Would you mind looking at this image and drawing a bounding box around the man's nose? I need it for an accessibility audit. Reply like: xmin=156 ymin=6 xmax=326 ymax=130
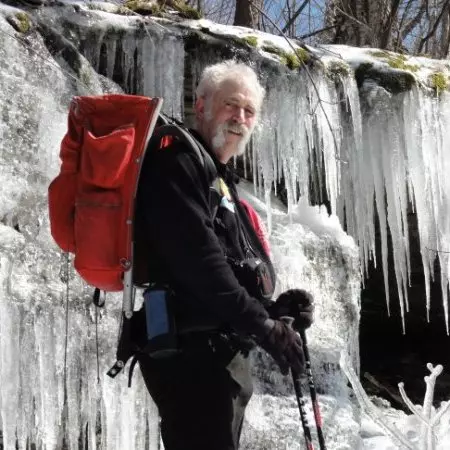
xmin=232 ymin=106 xmax=245 ymax=123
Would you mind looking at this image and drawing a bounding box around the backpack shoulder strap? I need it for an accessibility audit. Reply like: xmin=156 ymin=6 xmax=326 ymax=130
xmin=148 ymin=124 xmax=217 ymax=183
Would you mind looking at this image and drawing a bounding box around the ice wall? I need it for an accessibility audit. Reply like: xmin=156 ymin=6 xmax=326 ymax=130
xmin=251 ymin=54 xmax=450 ymax=333
xmin=238 ymin=187 xmax=361 ymax=449
xmin=0 ymin=7 xmax=161 ymax=448
xmin=36 ymin=5 xmax=185 ymax=119
xmin=0 ymin=3 xmax=362 ymax=449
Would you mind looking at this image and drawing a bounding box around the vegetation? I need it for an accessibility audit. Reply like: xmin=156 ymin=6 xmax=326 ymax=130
xmin=261 ymin=43 xmax=309 ymax=69
xmin=430 ymin=72 xmax=448 ymax=94
xmin=242 ymin=35 xmax=258 ymax=47
xmin=370 ymin=51 xmax=419 ymax=72
xmin=280 ymin=48 xmax=309 ymax=69
xmin=327 ymin=60 xmax=352 ymax=80
xmin=385 ymin=55 xmax=419 ymax=72
xmin=14 ymin=12 xmax=31 ymax=33
xmin=173 ymin=1 xmax=203 ymax=19
xmin=122 ymin=0 xmax=161 ymax=15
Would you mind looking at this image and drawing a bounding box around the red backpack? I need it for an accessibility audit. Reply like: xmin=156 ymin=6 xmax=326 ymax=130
xmin=49 ymin=94 xmax=163 ymax=292
xmin=48 ymin=94 xmax=215 ymax=312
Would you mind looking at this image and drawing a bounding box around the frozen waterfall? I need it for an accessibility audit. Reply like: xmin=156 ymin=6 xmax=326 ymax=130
xmin=0 ymin=2 xmax=449 ymax=449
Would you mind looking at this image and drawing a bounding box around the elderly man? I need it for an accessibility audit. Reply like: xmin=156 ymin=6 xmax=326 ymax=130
xmin=136 ymin=60 xmax=313 ymax=450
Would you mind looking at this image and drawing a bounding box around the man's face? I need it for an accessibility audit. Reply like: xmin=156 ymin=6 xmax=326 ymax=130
xmin=198 ymin=80 xmax=258 ymax=162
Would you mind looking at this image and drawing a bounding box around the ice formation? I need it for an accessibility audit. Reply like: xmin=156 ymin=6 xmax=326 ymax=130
xmin=1 ymin=2 xmax=449 ymax=448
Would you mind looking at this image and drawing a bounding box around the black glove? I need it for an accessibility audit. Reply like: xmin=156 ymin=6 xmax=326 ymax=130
xmin=259 ymin=319 xmax=305 ymax=375
xmin=269 ymin=289 xmax=314 ymax=330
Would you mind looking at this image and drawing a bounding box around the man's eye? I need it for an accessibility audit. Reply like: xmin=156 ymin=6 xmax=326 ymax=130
xmin=246 ymin=109 xmax=255 ymax=116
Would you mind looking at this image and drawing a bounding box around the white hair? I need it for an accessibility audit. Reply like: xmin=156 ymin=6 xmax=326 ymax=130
xmin=195 ymin=60 xmax=265 ymax=115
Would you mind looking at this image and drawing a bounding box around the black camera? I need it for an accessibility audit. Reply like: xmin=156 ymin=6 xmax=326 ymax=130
xmin=230 ymin=257 xmax=274 ymax=302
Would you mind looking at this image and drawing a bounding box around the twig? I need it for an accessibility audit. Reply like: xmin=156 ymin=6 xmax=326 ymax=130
xmin=418 ymin=0 xmax=450 ymax=52
xmin=340 ymin=352 xmax=417 ymax=450
xmin=282 ymin=0 xmax=310 ymax=34
xmin=398 ymin=382 xmax=430 ymax=426
xmin=299 ymin=24 xmax=338 ymax=40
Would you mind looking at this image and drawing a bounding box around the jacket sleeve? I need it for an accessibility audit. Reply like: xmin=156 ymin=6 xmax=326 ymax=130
xmin=137 ymin=147 xmax=270 ymax=338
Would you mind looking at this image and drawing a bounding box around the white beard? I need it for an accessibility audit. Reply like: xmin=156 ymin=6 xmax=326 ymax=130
xmin=211 ymin=122 xmax=227 ymax=151
xmin=211 ymin=121 xmax=254 ymax=156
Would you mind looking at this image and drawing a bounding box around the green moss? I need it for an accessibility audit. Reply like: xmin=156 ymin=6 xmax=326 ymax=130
xmin=295 ymin=47 xmax=309 ymax=64
xmin=173 ymin=1 xmax=202 ymax=19
xmin=386 ymin=55 xmax=419 ymax=72
xmin=430 ymin=72 xmax=448 ymax=94
xmin=280 ymin=48 xmax=309 ymax=70
xmin=369 ymin=50 xmax=391 ymax=59
xmin=242 ymin=35 xmax=258 ymax=47
xmin=261 ymin=43 xmax=284 ymax=56
xmin=280 ymin=52 xmax=298 ymax=69
xmin=231 ymin=35 xmax=258 ymax=49
xmin=15 ymin=12 xmax=31 ymax=33
xmin=327 ymin=60 xmax=351 ymax=81
xmin=122 ymin=0 xmax=161 ymax=15
xmin=370 ymin=51 xmax=419 ymax=72
xmin=262 ymin=44 xmax=309 ymax=69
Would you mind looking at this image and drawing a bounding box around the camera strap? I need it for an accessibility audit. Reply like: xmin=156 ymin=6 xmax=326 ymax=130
xmin=228 ymin=184 xmax=276 ymax=288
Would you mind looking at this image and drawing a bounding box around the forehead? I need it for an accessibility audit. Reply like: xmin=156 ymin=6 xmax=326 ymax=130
xmin=214 ymin=79 xmax=259 ymax=109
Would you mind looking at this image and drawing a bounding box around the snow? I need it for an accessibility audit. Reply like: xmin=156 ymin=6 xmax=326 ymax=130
xmin=316 ymin=44 xmax=450 ymax=90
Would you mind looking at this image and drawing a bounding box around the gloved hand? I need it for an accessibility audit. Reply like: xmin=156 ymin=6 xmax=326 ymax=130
xmin=268 ymin=289 xmax=314 ymax=330
xmin=259 ymin=319 xmax=305 ymax=375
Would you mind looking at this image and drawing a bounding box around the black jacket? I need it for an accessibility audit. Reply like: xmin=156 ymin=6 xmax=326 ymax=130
xmin=135 ymin=132 xmax=272 ymax=339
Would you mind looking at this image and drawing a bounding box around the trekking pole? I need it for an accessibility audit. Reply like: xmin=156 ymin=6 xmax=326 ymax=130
xmin=300 ymin=329 xmax=327 ymax=450
xmin=281 ymin=317 xmax=315 ymax=450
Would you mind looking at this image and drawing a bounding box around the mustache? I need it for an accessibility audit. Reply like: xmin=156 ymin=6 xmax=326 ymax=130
xmin=223 ymin=121 xmax=249 ymax=136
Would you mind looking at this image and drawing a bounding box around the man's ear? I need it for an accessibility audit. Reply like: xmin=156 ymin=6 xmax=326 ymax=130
xmin=195 ymin=96 xmax=205 ymax=120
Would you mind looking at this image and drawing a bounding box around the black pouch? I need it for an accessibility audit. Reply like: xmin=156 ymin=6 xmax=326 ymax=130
xmin=107 ymin=288 xmax=178 ymax=381
xmin=231 ymin=257 xmax=274 ymax=302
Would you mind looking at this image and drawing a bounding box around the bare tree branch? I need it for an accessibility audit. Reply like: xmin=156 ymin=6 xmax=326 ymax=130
xmin=282 ymin=0 xmax=310 ymax=33
xmin=396 ymin=0 xmax=415 ymax=49
xmin=418 ymin=0 xmax=450 ymax=52
xmin=332 ymin=3 xmax=373 ymax=31
xmin=299 ymin=23 xmax=338 ymax=39
xmin=380 ymin=0 xmax=401 ymax=48
xmin=402 ymin=0 xmax=428 ymax=39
